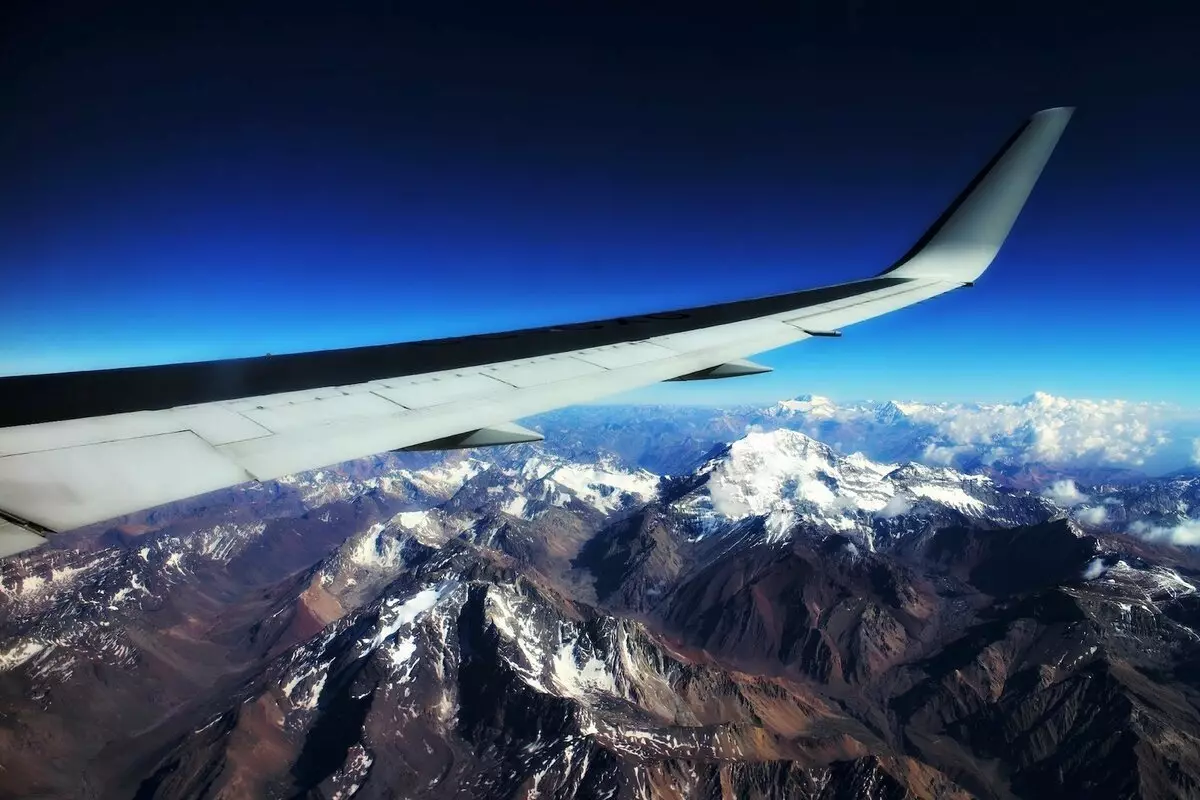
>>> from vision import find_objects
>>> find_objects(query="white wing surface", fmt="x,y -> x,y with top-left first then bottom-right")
0,107 -> 1073,557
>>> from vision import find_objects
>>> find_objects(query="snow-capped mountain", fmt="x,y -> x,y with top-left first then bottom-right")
120,534 -> 985,799
5,403 -> 1200,798
9,477 -> 1198,798
448,452 -> 660,523
526,392 -> 1198,484
1039,474 -> 1200,546
670,429 -> 1055,549
274,452 -> 490,508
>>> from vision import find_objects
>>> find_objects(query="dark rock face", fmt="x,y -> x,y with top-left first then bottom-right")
4,429 -> 1200,799
574,505 -> 689,611
917,520 -> 1100,597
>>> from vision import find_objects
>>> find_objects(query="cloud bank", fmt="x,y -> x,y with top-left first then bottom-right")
765,392 -> 1193,473
1130,519 -> 1200,546
1075,506 -> 1109,526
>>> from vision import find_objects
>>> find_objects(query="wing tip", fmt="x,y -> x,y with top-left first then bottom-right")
881,105 -> 1073,282
1034,105 -> 1075,116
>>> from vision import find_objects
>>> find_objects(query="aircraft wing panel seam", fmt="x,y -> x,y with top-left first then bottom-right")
779,280 -> 955,329
219,318 -> 809,481
776,278 -> 947,322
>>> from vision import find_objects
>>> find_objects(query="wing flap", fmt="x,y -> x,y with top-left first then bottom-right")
0,431 -> 253,531
0,519 -> 48,559
403,422 -> 545,451
0,406 -> 273,458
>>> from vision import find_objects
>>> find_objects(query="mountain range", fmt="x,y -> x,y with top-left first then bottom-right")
2,396 -> 1200,798
536,392 -> 1200,478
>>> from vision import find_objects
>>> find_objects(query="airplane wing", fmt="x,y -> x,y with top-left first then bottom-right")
0,107 -> 1073,557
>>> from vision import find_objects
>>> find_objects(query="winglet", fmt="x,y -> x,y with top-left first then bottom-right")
882,106 -> 1073,283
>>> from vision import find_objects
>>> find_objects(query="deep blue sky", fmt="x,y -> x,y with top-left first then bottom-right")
2,2 -> 1197,406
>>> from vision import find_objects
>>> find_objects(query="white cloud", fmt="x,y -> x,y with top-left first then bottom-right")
1193,438 -> 1200,465
1082,557 -> 1107,580
1129,519 -> 1200,546
920,443 -> 973,466
876,496 -> 912,519
1075,506 -> 1108,526
708,475 -> 753,518
917,393 -> 1168,467
1042,480 -> 1088,507
767,392 -> 1190,471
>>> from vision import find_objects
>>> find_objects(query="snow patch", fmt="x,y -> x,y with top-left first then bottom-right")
386,636 -> 418,672
541,460 -> 659,513
552,642 -> 618,698
0,641 -> 45,672
397,511 -> 429,527
369,582 -> 456,651
908,484 -> 985,514
110,573 -> 150,605
502,495 -> 529,518
486,586 -> 552,692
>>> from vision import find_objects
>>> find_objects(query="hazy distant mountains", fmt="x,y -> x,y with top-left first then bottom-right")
535,392 -> 1199,478
2,396 -> 1200,798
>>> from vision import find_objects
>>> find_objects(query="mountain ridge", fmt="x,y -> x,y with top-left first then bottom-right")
3,407 -> 1200,798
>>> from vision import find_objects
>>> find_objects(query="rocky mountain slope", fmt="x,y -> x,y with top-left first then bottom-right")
3,418 -> 1200,799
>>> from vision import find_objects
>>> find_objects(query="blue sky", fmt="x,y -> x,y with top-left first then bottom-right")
2,3 -> 1197,407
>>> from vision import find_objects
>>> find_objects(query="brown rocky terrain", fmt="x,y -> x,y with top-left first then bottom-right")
3,437 -> 1200,799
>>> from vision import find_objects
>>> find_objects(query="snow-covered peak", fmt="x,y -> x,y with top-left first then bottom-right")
703,429 -> 841,488
406,457 -> 490,496
539,461 -> 659,513
873,400 -> 908,424
698,429 -> 890,540
470,452 -> 660,521
769,394 -> 838,418
1083,557 -> 1197,602
676,428 -> 1041,546
276,455 -> 489,508
1018,390 -> 1059,407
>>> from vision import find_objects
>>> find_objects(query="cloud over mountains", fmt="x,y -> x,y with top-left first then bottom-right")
762,391 -> 1194,474
1041,479 -> 1089,506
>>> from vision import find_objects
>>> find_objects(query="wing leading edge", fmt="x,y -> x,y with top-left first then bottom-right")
0,107 -> 1072,557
